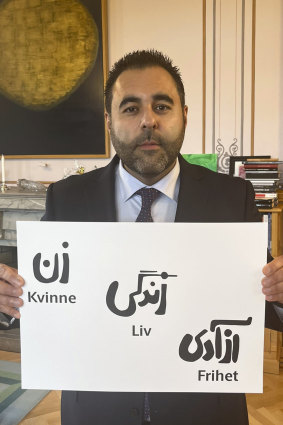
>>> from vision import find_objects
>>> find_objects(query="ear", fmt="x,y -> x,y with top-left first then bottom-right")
105,112 -> 111,131
183,106 -> 188,128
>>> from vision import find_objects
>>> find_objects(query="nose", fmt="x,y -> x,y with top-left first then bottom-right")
140,107 -> 157,130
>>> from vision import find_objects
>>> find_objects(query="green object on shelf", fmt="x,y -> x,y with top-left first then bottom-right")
182,154 -> 218,172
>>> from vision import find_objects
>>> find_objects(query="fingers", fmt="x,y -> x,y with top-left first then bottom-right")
262,268 -> 283,287
262,255 -> 283,277
261,256 -> 283,303
0,264 -> 24,319
0,263 -> 24,287
262,284 -> 283,303
0,287 -> 23,318
0,301 -> 22,319
262,267 -> 283,303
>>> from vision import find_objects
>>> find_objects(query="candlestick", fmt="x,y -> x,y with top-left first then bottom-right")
1,154 -> 5,185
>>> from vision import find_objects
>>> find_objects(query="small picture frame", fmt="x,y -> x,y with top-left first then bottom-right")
229,156 -> 271,177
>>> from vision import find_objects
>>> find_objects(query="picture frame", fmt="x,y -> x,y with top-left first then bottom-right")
0,0 -> 109,159
229,156 -> 271,177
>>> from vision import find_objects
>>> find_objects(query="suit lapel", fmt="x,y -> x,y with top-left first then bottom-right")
175,155 -> 210,222
82,156 -> 119,222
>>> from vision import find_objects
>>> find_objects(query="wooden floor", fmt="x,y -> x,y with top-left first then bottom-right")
1,350 -> 283,425
0,350 -> 61,425
247,372 -> 283,425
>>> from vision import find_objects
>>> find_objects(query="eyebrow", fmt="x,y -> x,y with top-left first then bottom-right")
119,93 -> 174,110
152,93 -> 174,105
119,96 -> 141,109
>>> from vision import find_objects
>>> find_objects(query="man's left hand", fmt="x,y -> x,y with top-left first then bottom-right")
262,255 -> 283,303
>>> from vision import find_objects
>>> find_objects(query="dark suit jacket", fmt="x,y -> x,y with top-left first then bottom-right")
42,155 -> 283,425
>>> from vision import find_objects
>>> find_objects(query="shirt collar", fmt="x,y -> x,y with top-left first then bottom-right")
116,158 -> 180,203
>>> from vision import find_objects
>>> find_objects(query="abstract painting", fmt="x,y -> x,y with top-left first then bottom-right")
0,0 -> 109,158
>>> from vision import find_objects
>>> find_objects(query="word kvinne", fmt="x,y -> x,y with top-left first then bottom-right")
29,242 -> 76,304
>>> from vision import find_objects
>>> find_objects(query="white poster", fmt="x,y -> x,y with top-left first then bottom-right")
17,222 -> 267,393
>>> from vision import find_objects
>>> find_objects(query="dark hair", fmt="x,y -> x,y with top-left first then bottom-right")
104,49 -> 185,113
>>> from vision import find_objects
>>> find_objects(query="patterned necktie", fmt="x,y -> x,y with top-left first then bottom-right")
135,188 -> 160,423
135,188 -> 160,222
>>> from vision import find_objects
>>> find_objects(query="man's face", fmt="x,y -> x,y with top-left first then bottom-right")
105,66 -> 188,184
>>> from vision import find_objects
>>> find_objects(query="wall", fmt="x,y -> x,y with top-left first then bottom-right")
279,0 -> 283,161
254,0 -> 281,158
2,0 -> 282,183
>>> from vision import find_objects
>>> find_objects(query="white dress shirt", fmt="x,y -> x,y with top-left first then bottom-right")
115,159 -> 180,223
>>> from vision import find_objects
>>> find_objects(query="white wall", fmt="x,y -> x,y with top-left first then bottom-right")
3,0 -> 282,183
279,0 -> 283,161
254,0 -> 281,158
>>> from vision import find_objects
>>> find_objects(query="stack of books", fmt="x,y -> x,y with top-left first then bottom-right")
242,158 -> 282,209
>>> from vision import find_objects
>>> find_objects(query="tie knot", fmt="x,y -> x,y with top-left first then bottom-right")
135,188 -> 160,222
136,187 -> 160,203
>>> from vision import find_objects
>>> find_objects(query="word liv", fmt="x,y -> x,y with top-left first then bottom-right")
132,325 -> 152,336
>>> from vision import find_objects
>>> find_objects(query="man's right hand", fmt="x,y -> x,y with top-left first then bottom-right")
0,264 -> 24,319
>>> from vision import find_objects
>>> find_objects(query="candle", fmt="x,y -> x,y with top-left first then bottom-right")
1,154 -> 5,184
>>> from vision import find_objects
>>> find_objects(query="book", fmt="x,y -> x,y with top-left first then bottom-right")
245,172 -> 279,179
255,193 -> 278,199
247,179 -> 279,184
245,158 -> 280,162
253,188 -> 278,193
244,161 -> 282,165
244,164 -> 278,169
255,198 -> 278,208
256,204 -> 274,209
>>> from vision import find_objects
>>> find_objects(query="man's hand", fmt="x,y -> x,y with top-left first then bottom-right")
262,255 -> 283,303
0,264 -> 24,318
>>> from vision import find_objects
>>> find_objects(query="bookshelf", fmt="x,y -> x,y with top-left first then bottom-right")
260,205 -> 283,374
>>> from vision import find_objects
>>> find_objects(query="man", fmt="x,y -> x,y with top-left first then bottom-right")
0,50 -> 283,425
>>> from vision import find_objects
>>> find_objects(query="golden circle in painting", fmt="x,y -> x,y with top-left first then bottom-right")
0,0 -> 99,110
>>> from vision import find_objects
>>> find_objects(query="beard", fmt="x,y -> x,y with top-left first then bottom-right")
110,125 -> 185,178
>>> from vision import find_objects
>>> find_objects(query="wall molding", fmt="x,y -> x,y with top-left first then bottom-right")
204,0 -> 255,172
